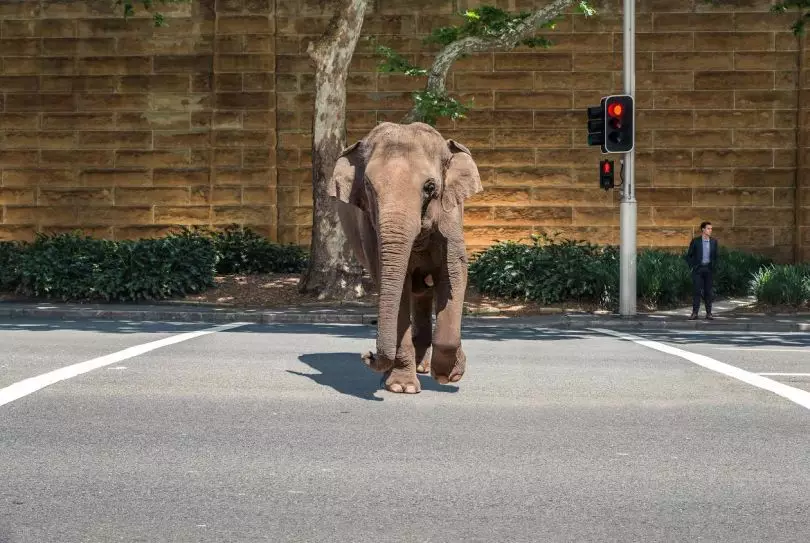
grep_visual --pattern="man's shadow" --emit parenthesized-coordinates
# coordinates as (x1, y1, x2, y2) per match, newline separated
(290, 353, 459, 401)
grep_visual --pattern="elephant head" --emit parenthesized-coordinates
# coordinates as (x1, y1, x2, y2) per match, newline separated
(328, 122, 483, 364)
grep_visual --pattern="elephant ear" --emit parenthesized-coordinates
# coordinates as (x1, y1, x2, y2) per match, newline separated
(442, 139, 483, 212)
(328, 140, 366, 211)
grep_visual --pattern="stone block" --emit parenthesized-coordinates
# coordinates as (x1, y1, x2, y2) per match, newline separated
(4, 206, 79, 226)
(38, 188, 113, 206)
(3, 169, 77, 187)
(78, 131, 152, 149)
(693, 188, 774, 207)
(116, 188, 190, 206)
(116, 150, 190, 168)
(0, 188, 36, 205)
(41, 150, 115, 167)
(155, 206, 210, 224)
(492, 206, 573, 225)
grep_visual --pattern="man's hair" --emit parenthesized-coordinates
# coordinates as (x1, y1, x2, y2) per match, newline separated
(700, 221, 711, 231)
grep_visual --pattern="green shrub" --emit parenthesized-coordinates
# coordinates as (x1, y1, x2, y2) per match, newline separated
(469, 235, 783, 311)
(468, 233, 619, 309)
(209, 224, 308, 274)
(636, 249, 692, 309)
(0, 241, 24, 292)
(750, 264, 810, 307)
(17, 229, 216, 303)
(714, 247, 772, 298)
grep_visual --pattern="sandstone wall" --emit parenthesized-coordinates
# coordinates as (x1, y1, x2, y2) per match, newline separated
(0, 0, 808, 261)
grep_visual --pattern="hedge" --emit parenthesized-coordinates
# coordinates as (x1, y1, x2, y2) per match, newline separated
(468, 234, 783, 311)
(0, 225, 309, 303)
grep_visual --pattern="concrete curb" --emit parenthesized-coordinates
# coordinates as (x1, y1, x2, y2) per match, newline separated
(0, 305, 807, 332)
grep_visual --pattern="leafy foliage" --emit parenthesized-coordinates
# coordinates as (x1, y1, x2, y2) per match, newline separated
(116, 0, 191, 27)
(375, 46, 427, 76)
(424, 6, 556, 48)
(0, 226, 309, 303)
(412, 91, 473, 125)
(0, 241, 24, 292)
(374, 3, 595, 126)
(469, 236, 775, 311)
(750, 263, 810, 307)
(636, 250, 692, 309)
(771, 1, 810, 35)
(15, 230, 216, 302)
(714, 246, 773, 298)
(210, 224, 309, 274)
(468, 233, 619, 309)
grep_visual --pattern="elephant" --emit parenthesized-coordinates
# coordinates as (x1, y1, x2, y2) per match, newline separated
(327, 121, 483, 394)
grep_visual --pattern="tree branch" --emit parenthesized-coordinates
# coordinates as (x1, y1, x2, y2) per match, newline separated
(403, 0, 577, 123)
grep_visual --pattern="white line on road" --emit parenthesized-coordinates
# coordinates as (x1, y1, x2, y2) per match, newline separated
(590, 328, 810, 411)
(758, 373, 810, 377)
(713, 347, 809, 353)
(0, 322, 249, 408)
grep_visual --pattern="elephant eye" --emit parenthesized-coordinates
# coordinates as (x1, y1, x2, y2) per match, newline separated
(423, 179, 437, 197)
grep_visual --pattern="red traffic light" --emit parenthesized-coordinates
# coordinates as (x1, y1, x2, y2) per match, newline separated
(607, 103, 623, 117)
(602, 162, 611, 174)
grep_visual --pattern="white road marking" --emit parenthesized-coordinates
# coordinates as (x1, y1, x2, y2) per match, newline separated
(713, 347, 809, 353)
(758, 373, 810, 377)
(0, 322, 248, 408)
(591, 328, 810, 411)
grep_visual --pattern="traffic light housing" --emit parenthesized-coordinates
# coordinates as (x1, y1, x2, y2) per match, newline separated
(587, 105, 604, 148)
(586, 95, 635, 154)
(603, 95, 634, 153)
(599, 159, 614, 190)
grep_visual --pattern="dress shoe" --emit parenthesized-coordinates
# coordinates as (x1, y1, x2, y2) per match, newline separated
(688, 313, 698, 320)
(706, 313, 714, 320)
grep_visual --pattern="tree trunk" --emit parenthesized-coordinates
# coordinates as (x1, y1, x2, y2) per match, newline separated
(299, 0, 370, 301)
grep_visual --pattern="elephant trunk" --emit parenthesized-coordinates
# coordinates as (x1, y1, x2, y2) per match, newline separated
(375, 210, 420, 362)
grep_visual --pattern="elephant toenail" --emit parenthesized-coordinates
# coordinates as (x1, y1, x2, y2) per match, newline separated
(389, 384, 403, 393)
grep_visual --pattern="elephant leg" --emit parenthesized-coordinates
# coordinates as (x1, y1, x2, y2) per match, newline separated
(430, 245, 467, 385)
(381, 273, 421, 394)
(412, 287, 433, 374)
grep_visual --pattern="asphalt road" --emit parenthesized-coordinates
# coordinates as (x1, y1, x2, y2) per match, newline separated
(1, 319, 809, 543)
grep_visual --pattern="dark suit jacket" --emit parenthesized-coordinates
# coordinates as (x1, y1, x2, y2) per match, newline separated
(685, 236, 719, 271)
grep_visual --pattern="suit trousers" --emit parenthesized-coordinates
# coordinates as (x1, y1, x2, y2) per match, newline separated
(692, 264, 713, 314)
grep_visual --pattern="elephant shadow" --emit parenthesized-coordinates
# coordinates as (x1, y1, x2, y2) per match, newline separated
(290, 352, 459, 401)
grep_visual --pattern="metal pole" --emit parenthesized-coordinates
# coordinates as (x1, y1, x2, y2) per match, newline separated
(619, 0, 637, 317)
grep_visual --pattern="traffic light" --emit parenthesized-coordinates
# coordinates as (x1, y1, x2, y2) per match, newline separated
(585, 95, 635, 154)
(603, 95, 634, 153)
(599, 159, 614, 190)
(587, 105, 604, 148)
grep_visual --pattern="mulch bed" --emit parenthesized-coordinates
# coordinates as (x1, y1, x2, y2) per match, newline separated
(0, 272, 600, 317)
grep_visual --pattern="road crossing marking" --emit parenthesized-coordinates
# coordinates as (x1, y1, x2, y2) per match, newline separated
(591, 328, 810, 412)
(713, 347, 808, 353)
(0, 322, 249, 408)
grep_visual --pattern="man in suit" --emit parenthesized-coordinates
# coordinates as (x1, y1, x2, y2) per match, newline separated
(685, 221, 719, 320)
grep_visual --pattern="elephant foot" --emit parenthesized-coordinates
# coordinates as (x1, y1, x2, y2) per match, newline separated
(383, 366, 421, 394)
(361, 351, 395, 373)
(430, 345, 466, 385)
(415, 346, 431, 374)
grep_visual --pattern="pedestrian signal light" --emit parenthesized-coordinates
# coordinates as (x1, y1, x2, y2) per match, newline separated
(599, 159, 614, 190)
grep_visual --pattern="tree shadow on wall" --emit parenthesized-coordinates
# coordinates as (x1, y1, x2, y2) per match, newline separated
(290, 352, 459, 402)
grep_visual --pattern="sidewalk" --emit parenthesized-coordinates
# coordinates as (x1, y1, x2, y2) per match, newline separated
(0, 297, 807, 332)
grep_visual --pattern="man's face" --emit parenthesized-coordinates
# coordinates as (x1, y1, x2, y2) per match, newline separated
(703, 224, 712, 237)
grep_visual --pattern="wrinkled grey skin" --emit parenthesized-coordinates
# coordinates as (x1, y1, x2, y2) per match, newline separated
(327, 122, 483, 394)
